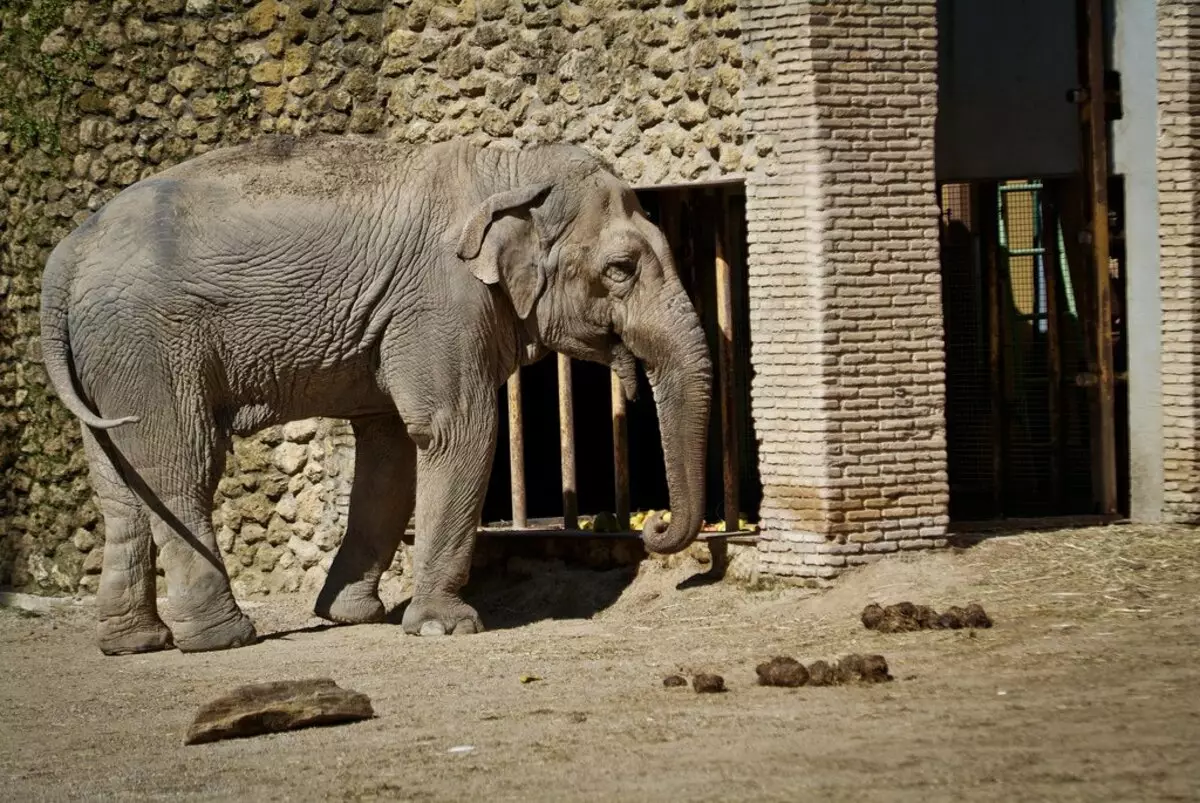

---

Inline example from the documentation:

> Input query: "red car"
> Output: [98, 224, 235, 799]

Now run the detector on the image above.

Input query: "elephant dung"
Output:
[755, 656, 809, 688]
[862, 601, 992, 633]
[692, 673, 726, 694]
[184, 678, 374, 745]
[836, 654, 892, 684]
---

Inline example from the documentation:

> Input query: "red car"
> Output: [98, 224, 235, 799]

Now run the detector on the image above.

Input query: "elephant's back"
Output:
[151, 134, 419, 201]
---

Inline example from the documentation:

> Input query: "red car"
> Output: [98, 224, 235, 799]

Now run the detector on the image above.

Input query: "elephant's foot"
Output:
[402, 594, 483, 636]
[313, 582, 386, 625]
[97, 615, 175, 656]
[172, 610, 259, 653]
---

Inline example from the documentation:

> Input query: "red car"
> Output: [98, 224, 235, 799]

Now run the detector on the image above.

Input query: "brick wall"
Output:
[742, 0, 947, 578]
[1156, 0, 1200, 523]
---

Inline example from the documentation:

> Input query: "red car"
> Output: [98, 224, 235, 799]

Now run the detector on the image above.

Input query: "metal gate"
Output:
[939, 179, 1116, 521]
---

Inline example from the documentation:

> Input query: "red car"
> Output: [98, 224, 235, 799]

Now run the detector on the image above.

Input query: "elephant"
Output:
[39, 134, 712, 655]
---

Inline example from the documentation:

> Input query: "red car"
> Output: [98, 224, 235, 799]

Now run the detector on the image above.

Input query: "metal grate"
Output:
[940, 179, 1101, 521]
[939, 183, 995, 519]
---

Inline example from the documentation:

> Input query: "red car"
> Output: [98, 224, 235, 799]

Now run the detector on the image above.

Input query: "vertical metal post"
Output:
[557, 354, 578, 530]
[1043, 187, 1064, 511]
[611, 371, 630, 532]
[507, 370, 526, 529]
[986, 183, 1007, 518]
[1080, 0, 1118, 516]
[715, 199, 740, 533]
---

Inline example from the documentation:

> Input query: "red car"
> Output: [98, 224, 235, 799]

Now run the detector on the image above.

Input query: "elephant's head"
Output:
[455, 145, 712, 555]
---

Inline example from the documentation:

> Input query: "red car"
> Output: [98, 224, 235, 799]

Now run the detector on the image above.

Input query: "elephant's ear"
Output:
[456, 184, 552, 320]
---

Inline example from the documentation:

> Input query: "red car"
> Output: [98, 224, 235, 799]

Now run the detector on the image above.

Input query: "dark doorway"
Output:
[481, 183, 762, 528]
[938, 179, 1129, 521]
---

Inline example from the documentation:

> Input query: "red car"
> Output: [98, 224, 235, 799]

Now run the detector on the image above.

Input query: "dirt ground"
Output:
[3, 525, 1200, 803]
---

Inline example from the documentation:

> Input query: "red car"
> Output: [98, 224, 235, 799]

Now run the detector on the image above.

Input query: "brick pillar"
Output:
[1157, 1, 1200, 523]
[741, 0, 948, 579]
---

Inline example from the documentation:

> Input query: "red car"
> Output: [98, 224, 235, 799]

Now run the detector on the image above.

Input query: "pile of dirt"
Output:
[756, 654, 892, 687]
[861, 601, 992, 633]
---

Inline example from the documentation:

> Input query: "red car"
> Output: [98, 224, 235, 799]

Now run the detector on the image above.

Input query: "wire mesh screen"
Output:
[998, 181, 1055, 515]
[939, 183, 996, 519]
[940, 179, 1100, 521]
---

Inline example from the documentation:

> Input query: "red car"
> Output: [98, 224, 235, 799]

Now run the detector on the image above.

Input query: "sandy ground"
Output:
[2, 525, 1200, 803]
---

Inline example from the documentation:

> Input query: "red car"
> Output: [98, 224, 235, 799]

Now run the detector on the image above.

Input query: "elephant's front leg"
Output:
[314, 414, 416, 624]
[402, 404, 497, 636]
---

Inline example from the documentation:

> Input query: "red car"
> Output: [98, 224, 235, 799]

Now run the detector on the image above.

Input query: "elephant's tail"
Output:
[39, 246, 141, 430]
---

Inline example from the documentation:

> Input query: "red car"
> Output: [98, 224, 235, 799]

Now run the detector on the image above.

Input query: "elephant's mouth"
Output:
[609, 340, 639, 401]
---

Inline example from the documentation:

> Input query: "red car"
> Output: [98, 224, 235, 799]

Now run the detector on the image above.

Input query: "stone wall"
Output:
[742, 0, 947, 579]
[1156, 0, 1200, 524]
[0, 0, 759, 595]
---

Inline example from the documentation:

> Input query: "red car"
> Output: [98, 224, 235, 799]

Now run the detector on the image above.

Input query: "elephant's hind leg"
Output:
[81, 428, 173, 655]
[111, 388, 257, 653]
[314, 414, 416, 624]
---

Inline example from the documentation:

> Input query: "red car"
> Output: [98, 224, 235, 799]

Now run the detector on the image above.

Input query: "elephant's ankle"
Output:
[97, 614, 174, 656]
[313, 583, 386, 625]
[172, 609, 258, 653]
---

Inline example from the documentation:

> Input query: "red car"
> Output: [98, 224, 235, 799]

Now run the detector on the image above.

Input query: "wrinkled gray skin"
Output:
[40, 135, 711, 655]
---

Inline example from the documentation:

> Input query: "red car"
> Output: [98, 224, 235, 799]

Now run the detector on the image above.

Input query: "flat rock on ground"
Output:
[185, 678, 374, 745]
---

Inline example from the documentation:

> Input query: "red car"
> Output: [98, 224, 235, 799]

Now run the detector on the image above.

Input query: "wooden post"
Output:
[715, 197, 740, 534]
[1080, 0, 1118, 516]
[557, 354, 578, 530]
[507, 370, 526, 529]
[611, 371, 630, 532]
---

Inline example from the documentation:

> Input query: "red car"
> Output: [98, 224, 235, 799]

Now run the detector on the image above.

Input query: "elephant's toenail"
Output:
[420, 620, 447, 637]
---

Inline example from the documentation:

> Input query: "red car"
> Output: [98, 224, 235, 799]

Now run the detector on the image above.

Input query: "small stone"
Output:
[250, 60, 284, 85]
[673, 100, 708, 128]
[191, 95, 220, 119]
[72, 528, 97, 552]
[145, 0, 186, 18]
[755, 656, 808, 688]
[167, 64, 205, 93]
[283, 45, 314, 77]
[184, 678, 374, 745]
[82, 548, 104, 575]
[635, 99, 666, 128]
[238, 492, 275, 527]
[39, 28, 71, 56]
[349, 107, 383, 133]
[241, 523, 267, 545]
[662, 674, 687, 688]
[262, 85, 287, 115]
[273, 443, 308, 475]
[692, 673, 725, 694]
[288, 535, 323, 569]
[246, 0, 280, 35]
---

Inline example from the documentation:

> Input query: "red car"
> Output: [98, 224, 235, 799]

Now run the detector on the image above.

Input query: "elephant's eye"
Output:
[603, 257, 638, 282]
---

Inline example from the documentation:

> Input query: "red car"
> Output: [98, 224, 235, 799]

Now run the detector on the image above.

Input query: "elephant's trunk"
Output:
[632, 294, 712, 555]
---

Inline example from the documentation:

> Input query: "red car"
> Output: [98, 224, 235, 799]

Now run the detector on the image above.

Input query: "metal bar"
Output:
[715, 197, 740, 534]
[1081, 0, 1119, 515]
[1005, 247, 1048, 257]
[999, 182, 1046, 193]
[985, 183, 1006, 517]
[1043, 186, 1064, 511]
[507, 370, 526, 529]
[557, 354, 578, 530]
[610, 371, 630, 532]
